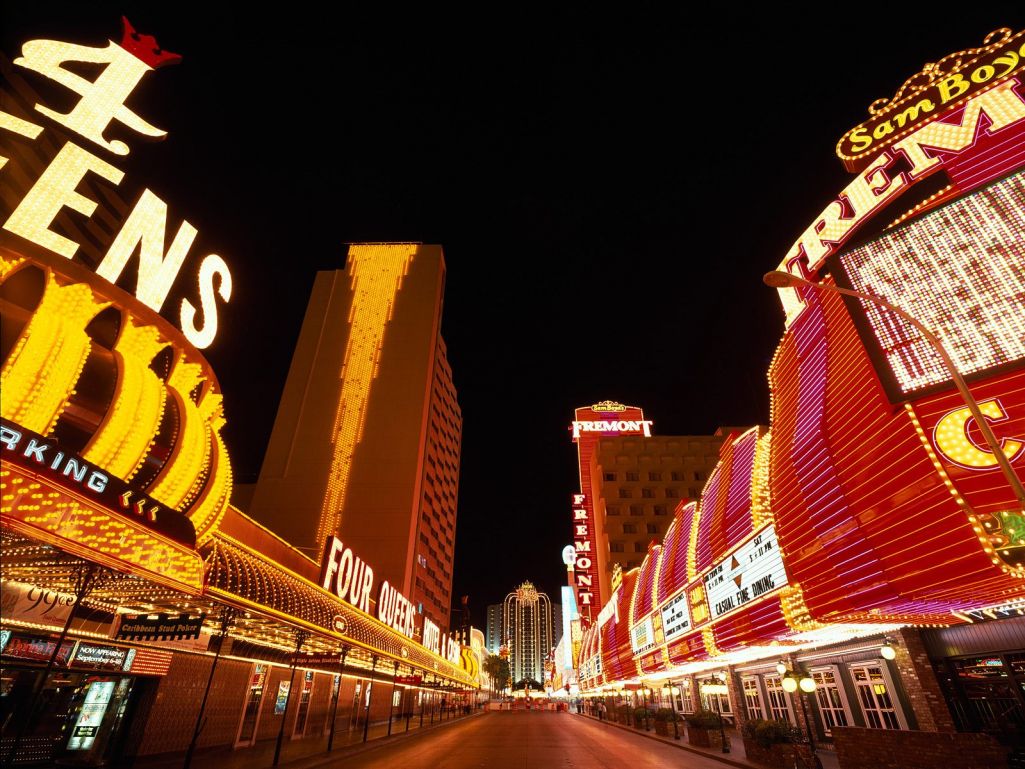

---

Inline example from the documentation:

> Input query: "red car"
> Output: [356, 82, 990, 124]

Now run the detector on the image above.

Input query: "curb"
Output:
[574, 712, 758, 769]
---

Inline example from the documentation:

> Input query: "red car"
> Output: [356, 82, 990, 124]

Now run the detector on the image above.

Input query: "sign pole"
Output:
[326, 646, 349, 753]
[273, 630, 307, 766]
[183, 607, 234, 769]
[362, 655, 378, 743]
[387, 661, 399, 736]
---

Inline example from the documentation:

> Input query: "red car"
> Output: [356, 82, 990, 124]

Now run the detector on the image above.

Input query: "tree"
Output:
[483, 654, 511, 697]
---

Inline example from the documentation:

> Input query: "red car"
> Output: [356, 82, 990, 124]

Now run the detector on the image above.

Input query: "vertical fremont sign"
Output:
[570, 493, 596, 613]
[569, 401, 654, 623]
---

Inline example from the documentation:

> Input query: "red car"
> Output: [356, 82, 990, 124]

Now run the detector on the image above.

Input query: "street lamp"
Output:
[640, 685, 652, 730]
[880, 639, 897, 660]
[763, 270, 1025, 512]
[777, 664, 823, 769]
[702, 674, 731, 754]
[662, 681, 681, 739]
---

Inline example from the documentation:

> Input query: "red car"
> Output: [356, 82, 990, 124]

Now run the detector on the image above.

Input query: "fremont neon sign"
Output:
[571, 420, 654, 439]
[1, 20, 233, 349]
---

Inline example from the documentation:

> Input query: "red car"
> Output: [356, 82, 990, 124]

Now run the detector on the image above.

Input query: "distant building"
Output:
[486, 603, 503, 655]
[247, 244, 461, 631]
[503, 582, 553, 685]
[569, 402, 731, 619]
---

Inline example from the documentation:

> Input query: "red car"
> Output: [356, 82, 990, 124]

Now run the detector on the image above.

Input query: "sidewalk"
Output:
[574, 712, 840, 769]
[133, 708, 483, 769]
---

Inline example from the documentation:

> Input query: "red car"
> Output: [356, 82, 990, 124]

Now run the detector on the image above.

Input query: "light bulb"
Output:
[881, 641, 896, 660]
[775, 660, 787, 676]
[799, 676, 816, 693]
[781, 676, 798, 693]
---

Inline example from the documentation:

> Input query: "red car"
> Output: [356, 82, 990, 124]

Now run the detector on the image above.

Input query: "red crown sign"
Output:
[120, 17, 181, 68]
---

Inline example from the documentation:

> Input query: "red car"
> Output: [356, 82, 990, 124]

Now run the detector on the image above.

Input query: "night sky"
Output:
[3, 5, 1022, 628]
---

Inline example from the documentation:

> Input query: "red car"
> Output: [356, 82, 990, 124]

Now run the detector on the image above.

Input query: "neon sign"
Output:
[837, 30, 1025, 169]
[571, 493, 596, 609]
[320, 536, 375, 614]
[571, 419, 654, 439]
[1, 19, 233, 349]
[774, 78, 1025, 325]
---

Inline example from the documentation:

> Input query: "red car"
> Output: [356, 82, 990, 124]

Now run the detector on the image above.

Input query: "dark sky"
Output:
[3, 5, 1023, 627]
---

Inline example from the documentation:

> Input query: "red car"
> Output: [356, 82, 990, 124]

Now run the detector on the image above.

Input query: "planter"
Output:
[654, 720, 670, 736]
[686, 726, 723, 748]
[741, 739, 819, 768]
[743, 738, 797, 768]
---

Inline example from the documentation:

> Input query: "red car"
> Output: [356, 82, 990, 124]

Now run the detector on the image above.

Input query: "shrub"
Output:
[685, 708, 723, 729]
[654, 707, 680, 722]
[741, 718, 802, 747]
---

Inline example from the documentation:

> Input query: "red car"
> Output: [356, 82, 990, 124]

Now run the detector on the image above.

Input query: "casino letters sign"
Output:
[1, 18, 233, 349]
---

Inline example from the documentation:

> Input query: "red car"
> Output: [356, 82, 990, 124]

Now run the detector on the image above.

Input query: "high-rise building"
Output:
[485, 603, 503, 655]
[503, 582, 553, 686]
[248, 243, 461, 630]
[569, 401, 730, 619]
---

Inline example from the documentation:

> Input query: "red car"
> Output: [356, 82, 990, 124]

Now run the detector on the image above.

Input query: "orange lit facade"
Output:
[576, 28, 1025, 758]
[0, 24, 475, 768]
[246, 243, 461, 631]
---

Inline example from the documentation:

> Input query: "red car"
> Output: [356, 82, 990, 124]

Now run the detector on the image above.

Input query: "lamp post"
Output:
[326, 645, 350, 752]
[641, 686, 652, 730]
[663, 681, 681, 739]
[778, 664, 823, 769]
[273, 629, 308, 767]
[184, 607, 235, 769]
[763, 270, 1025, 512]
[702, 674, 730, 754]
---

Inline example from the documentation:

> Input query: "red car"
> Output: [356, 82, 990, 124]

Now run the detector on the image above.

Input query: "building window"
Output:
[693, 471, 703, 481]
[764, 675, 794, 723]
[811, 668, 850, 736]
[629, 505, 644, 516]
[604, 472, 617, 481]
[653, 505, 668, 516]
[743, 677, 764, 720]
[626, 471, 639, 482]
[618, 488, 632, 499]
[642, 488, 655, 499]
[646, 524, 658, 534]
[648, 471, 662, 481]
[665, 488, 678, 498]
[607, 505, 621, 516]
[849, 663, 904, 729]
[633, 542, 646, 553]
[688, 487, 698, 497]
[610, 542, 625, 553]
[623, 523, 637, 534]
[671, 471, 683, 482]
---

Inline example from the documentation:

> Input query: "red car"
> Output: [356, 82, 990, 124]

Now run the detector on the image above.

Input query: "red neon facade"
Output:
[578, 33, 1025, 687]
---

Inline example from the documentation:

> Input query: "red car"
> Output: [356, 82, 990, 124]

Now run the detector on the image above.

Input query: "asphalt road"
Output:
[325, 711, 734, 769]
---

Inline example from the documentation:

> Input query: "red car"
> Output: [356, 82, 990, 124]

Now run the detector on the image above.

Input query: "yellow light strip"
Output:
[779, 584, 824, 632]
[751, 430, 773, 530]
[83, 317, 168, 480]
[316, 244, 417, 545]
[187, 430, 232, 544]
[150, 355, 210, 511]
[0, 273, 107, 434]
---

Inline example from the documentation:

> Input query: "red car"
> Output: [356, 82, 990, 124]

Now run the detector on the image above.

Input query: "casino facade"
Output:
[574, 28, 1025, 766]
[0, 23, 478, 768]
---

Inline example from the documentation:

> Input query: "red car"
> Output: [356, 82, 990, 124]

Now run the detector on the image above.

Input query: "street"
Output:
[321, 711, 735, 769]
